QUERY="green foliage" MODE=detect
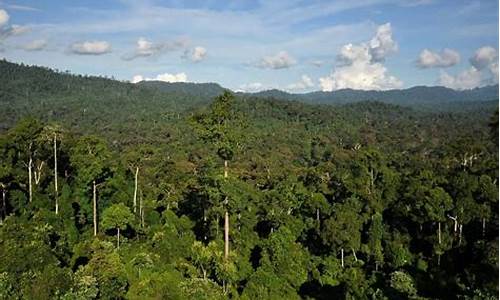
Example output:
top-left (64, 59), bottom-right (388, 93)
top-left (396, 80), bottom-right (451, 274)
top-left (0, 61), bottom-right (497, 299)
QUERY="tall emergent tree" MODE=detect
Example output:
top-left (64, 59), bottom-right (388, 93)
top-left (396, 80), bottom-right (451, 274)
top-left (70, 136), bottom-right (112, 236)
top-left (192, 90), bottom-right (244, 261)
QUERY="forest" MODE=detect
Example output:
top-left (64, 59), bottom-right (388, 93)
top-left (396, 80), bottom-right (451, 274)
top-left (0, 59), bottom-right (498, 299)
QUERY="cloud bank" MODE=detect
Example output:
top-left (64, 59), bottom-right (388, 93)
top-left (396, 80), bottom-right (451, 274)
top-left (416, 48), bottom-right (460, 68)
top-left (131, 72), bottom-right (188, 83)
top-left (319, 23), bottom-right (402, 91)
top-left (440, 46), bottom-right (498, 89)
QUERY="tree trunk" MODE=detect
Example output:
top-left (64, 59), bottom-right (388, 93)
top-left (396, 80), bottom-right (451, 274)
top-left (133, 167), bottom-right (138, 213)
top-left (482, 218), bottom-right (486, 238)
top-left (341, 248), bottom-right (344, 268)
top-left (1, 188), bottom-right (5, 224)
top-left (224, 159), bottom-right (229, 261)
top-left (352, 248), bottom-right (358, 262)
top-left (93, 180), bottom-right (97, 236)
top-left (438, 222), bottom-right (441, 244)
top-left (54, 133), bottom-right (59, 215)
top-left (458, 224), bottom-right (463, 246)
top-left (117, 227), bottom-right (120, 249)
top-left (316, 208), bottom-right (320, 226)
top-left (140, 192), bottom-right (144, 228)
top-left (28, 155), bottom-right (33, 203)
top-left (224, 210), bottom-right (229, 260)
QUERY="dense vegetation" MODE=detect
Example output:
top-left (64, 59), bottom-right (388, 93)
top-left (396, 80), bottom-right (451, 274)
top-left (0, 60), bottom-right (498, 299)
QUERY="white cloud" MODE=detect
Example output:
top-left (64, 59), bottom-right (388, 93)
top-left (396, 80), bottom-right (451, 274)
top-left (69, 40), bottom-right (111, 55)
top-left (256, 51), bottom-right (296, 69)
top-left (416, 48), bottom-right (460, 68)
top-left (368, 23), bottom-right (398, 62)
top-left (236, 82), bottom-right (266, 92)
top-left (0, 9), bottom-right (9, 28)
top-left (131, 75), bottom-right (144, 83)
top-left (131, 72), bottom-right (188, 83)
top-left (123, 37), bottom-right (188, 60)
top-left (22, 39), bottom-right (47, 51)
top-left (470, 46), bottom-right (498, 70)
top-left (183, 46), bottom-right (207, 62)
top-left (440, 46), bottom-right (498, 89)
top-left (439, 67), bottom-right (482, 90)
top-left (286, 75), bottom-right (314, 91)
top-left (319, 23), bottom-right (402, 91)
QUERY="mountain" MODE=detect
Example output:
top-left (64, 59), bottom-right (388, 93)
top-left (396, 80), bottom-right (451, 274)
top-left (243, 85), bottom-right (499, 109)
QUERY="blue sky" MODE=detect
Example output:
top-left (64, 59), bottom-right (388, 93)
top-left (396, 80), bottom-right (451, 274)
top-left (0, 0), bottom-right (498, 92)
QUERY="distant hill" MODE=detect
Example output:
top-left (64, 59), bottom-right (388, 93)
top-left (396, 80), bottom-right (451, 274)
top-left (140, 78), bottom-right (498, 111)
top-left (137, 81), bottom-right (225, 99)
top-left (243, 85), bottom-right (499, 110)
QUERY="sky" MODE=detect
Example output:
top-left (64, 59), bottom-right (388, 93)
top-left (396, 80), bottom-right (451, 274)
top-left (0, 0), bottom-right (498, 92)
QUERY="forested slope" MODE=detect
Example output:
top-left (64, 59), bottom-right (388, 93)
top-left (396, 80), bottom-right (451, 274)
top-left (0, 60), bottom-right (498, 299)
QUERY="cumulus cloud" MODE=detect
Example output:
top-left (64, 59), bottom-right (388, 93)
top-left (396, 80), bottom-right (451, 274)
top-left (440, 46), bottom-right (498, 89)
top-left (0, 9), bottom-right (9, 27)
top-left (131, 72), bottom-right (188, 83)
top-left (183, 46), bottom-right (207, 62)
top-left (439, 67), bottom-right (482, 90)
top-left (286, 75), bottom-right (314, 91)
top-left (470, 46), bottom-right (498, 70)
top-left (256, 51), bottom-right (296, 69)
top-left (319, 23), bottom-right (402, 91)
top-left (368, 23), bottom-right (398, 62)
top-left (22, 39), bottom-right (47, 51)
top-left (69, 40), bottom-right (111, 55)
top-left (416, 48), bottom-right (460, 68)
top-left (123, 37), bottom-right (188, 60)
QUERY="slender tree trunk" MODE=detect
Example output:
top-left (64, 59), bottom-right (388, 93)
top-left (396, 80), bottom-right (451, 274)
top-left (352, 248), bottom-right (358, 262)
top-left (28, 155), bottom-right (33, 203)
top-left (224, 159), bottom-right (229, 261)
top-left (458, 224), bottom-right (463, 246)
top-left (133, 167), bottom-right (138, 213)
top-left (54, 133), bottom-right (59, 215)
top-left (1, 189), bottom-right (5, 218)
top-left (341, 248), bottom-right (344, 268)
top-left (224, 210), bottom-right (229, 260)
top-left (316, 208), bottom-right (320, 226)
top-left (93, 180), bottom-right (97, 236)
top-left (117, 228), bottom-right (120, 249)
top-left (140, 192), bottom-right (144, 227)
top-left (482, 218), bottom-right (486, 238)
top-left (437, 254), bottom-right (441, 267)
top-left (438, 222), bottom-right (441, 244)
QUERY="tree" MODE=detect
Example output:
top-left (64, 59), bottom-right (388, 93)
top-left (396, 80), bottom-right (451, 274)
top-left (70, 136), bottom-right (112, 236)
top-left (322, 196), bottom-right (364, 267)
top-left (101, 203), bottom-right (135, 248)
top-left (191, 90), bottom-right (245, 261)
